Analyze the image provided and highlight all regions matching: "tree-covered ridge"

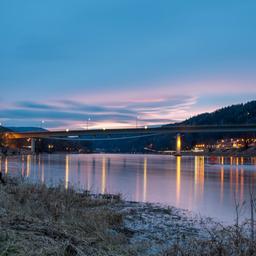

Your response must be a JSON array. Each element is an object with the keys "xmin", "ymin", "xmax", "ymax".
[
  {"xmin": 179, "ymin": 100, "xmax": 256, "ymax": 125},
  {"xmin": 0, "ymin": 126, "xmax": 11, "ymax": 132}
]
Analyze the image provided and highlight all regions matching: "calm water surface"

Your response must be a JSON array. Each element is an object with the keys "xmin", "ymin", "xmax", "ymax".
[{"xmin": 1, "ymin": 154, "xmax": 256, "ymax": 222}]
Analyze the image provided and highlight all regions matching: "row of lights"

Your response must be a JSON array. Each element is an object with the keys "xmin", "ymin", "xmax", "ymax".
[
  {"xmin": 65, "ymin": 125, "xmax": 148, "ymax": 133},
  {"xmin": 63, "ymin": 116, "xmax": 148, "ymax": 132},
  {"xmin": 1, "ymin": 116, "xmax": 148, "ymax": 130}
]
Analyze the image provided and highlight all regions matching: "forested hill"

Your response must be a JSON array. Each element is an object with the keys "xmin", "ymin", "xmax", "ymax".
[
  {"xmin": 0, "ymin": 127, "xmax": 46, "ymax": 133},
  {"xmin": 178, "ymin": 100, "xmax": 256, "ymax": 125},
  {"xmin": 0, "ymin": 126, "xmax": 11, "ymax": 132},
  {"xmin": 7, "ymin": 127, "xmax": 47, "ymax": 132}
]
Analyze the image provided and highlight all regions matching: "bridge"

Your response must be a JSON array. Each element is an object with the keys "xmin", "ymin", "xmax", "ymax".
[{"xmin": 3, "ymin": 124, "xmax": 256, "ymax": 155}]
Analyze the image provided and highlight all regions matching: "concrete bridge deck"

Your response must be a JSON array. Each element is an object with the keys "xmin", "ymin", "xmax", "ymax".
[{"xmin": 5, "ymin": 124, "xmax": 256, "ymax": 139}]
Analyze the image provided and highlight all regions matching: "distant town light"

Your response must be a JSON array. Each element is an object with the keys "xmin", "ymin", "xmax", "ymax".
[
  {"xmin": 48, "ymin": 144, "xmax": 54, "ymax": 149},
  {"xmin": 144, "ymin": 125, "xmax": 148, "ymax": 130},
  {"xmin": 87, "ymin": 117, "xmax": 91, "ymax": 130},
  {"xmin": 103, "ymin": 127, "xmax": 106, "ymax": 131},
  {"xmin": 66, "ymin": 129, "xmax": 69, "ymax": 132}
]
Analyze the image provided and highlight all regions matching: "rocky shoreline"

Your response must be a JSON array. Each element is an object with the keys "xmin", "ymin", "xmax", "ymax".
[{"xmin": 110, "ymin": 202, "xmax": 209, "ymax": 255}]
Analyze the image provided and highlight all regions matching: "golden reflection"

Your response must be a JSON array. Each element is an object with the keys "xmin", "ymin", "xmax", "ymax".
[
  {"xmin": 38, "ymin": 155, "xmax": 41, "ymax": 180},
  {"xmin": 220, "ymin": 166, "xmax": 224, "ymax": 203},
  {"xmin": 230, "ymin": 166, "xmax": 233, "ymax": 195},
  {"xmin": 101, "ymin": 157, "xmax": 106, "ymax": 194},
  {"xmin": 65, "ymin": 155, "xmax": 69, "ymax": 189},
  {"xmin": 194, "ymin": 156, "xmax": 205, "ymax": 200},
  {"xmin": 143, "ymin": 157, "xmax": 148, "ymax": 202},
  {"xmin": 240, "ymin": 157, "xmax": 244, "ymax": 165},
  {"xmin": 135, "ymin": 167, "xmax": 139, "ymax": 201},
  {"xmin": 200, "ymin": 156, "xmax": 205, "ymax": 193},
  {"xmin": 236, "ymin": 157, "xmax": 239, "ymax": 166},
  {"xmin": 176, "ymin": 134, "xmax": 181, "ymax": 155},
  {"xmin": 41, "ymin": 157, "xmax": 44, "ymax": 183},
  {"xmin": 230, "ymin": 156, "xmax": 233, "ymax": 165},
  {"xmin": 87, "ymin": 161, "xmax": 90, "ymax": 190},
  {"xmin": 5, "ymin": 157, "xmax": 8, "ymax": 174},
  {"xmin": 21, "ymin": 155, "xmax": 25, "ymax": 176},
  {"xmin": 240, "ymin": 168, "xmax": 244, "ymax": 202},
  {"xmin": 235, "ymin": 165, "xmax": 239, "ymax": 195},
  {"xmin": 194, "ymin": 158, "xmax": 198, "ymax": 187},
  {"xmin": 77, "ymin": 159, "xmax": 81, "ymax": 184},
  {"xmin": 221, "ymin": 156, "xmax": 224, "ymax": 165},
  {"xmin": 176, "ymin": 156, "xmax": 181, "ymax": 205},
  {"xmin": 26, "ymin": 155, "xmax": 31, "ymax": 177}
]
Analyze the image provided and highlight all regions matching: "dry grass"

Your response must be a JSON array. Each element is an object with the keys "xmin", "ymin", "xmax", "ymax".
[
  {"xmin": 164, "ymin": 223, "xmax": 256, "ymax": 256},
  {"xmin": 164, "ymin": 219, "xmax": 256, "ymax": 256},
  {"xmin": 0, "ymin": 177, "xmax": 134, "ymax": 256},
  {"xmin": 1, "ymin": 176, "xmax": 256, "ymax": 256}
]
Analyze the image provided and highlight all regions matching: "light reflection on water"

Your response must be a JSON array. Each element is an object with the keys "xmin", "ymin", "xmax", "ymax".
[{"xmin": 1, "ymin": 154, "xmax": 256, "ymax": 223}]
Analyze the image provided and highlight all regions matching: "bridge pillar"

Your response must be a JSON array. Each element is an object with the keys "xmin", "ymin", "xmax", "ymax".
[
  {"xmin": 31, "ymin": 138, "xmax": 36, "ymax": 154},
  {"xmin": 175, "ymin": 133, "xmax": 181, "ymax": 156}
]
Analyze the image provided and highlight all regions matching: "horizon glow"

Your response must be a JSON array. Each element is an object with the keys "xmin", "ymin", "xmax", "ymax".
[{"xmin": 0, "ymin": 0, "xmax": 256, "ymax": 129}]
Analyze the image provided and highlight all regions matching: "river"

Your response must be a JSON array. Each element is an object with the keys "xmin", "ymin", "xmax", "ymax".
[{"xmin": 1, "ymin": 153, "xmax": 256, "ymax": 223}]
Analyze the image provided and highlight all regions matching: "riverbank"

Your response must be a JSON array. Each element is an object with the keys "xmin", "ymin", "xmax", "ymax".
[
  {"xmin": 0, "ymin": 142, "xmax": 256, "ymax": 158},
  {"xmin": 0, "ymin": 177, "xmax": 256, "ymax": 256},
  {"xmin": 0, "ymin": 148, "xmax": 31, "ymax": 157},
  {"xmin": 180, "ymin": 147, "xmax": 256, "ymax": 157}
]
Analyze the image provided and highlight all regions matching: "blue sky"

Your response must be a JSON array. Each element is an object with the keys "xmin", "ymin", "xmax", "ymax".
[{"xmin": 0, "ymin": 0, "xmax": 256, "ymax": 128}]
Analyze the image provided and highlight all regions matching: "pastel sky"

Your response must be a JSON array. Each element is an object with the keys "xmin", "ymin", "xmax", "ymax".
[{"xmin": 0, "ymin": 0, "xmax": 256, "ymax": 129}]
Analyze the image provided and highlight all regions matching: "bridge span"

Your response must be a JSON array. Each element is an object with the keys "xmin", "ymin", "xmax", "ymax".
[{"xmin": 3, "ymin": 124, "xmax": 256, "ymax": 155}]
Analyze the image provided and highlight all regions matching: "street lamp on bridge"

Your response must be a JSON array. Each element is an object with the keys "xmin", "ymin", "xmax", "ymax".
[
  {"xmin": 87, "ymin": 117, "xmax": 91, "ymax": 130},
  {"xmin": 41, "ymin": 120, "xmax": 45, "ymax": 128}
]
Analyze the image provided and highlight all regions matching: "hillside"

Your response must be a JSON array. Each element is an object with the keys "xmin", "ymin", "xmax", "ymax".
[
  {"xmin": 7, "ymin": 127, "xmax": 47, "ymax": 132},
  {"xmin": 178, "ymin": 100, "xmax": 256, "ymax": 125},
  {"xmin": 0, "ymin": 126, "xmax": 11, "ymax": 132}
]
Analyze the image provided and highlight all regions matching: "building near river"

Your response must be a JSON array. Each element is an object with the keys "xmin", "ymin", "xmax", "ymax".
[{"xmin": 214, "ymin": 138, "xmax": 256, "ymax": 150}]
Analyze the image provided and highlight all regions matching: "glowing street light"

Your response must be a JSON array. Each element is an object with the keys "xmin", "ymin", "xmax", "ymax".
[
  {"xmin": 176, "ymin": 133, "xmax": 181, "ymax": 156},
  {"xmin": 66, "ymin": 128, "xmax": 69, "ymax": 132},
  {"xmin": 87, "ymin": 117, "xmax": 91, "ymax": 130},
  {"xmin": 41, "ymin": 120, "xmax": 45, "ymax": 128}
]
